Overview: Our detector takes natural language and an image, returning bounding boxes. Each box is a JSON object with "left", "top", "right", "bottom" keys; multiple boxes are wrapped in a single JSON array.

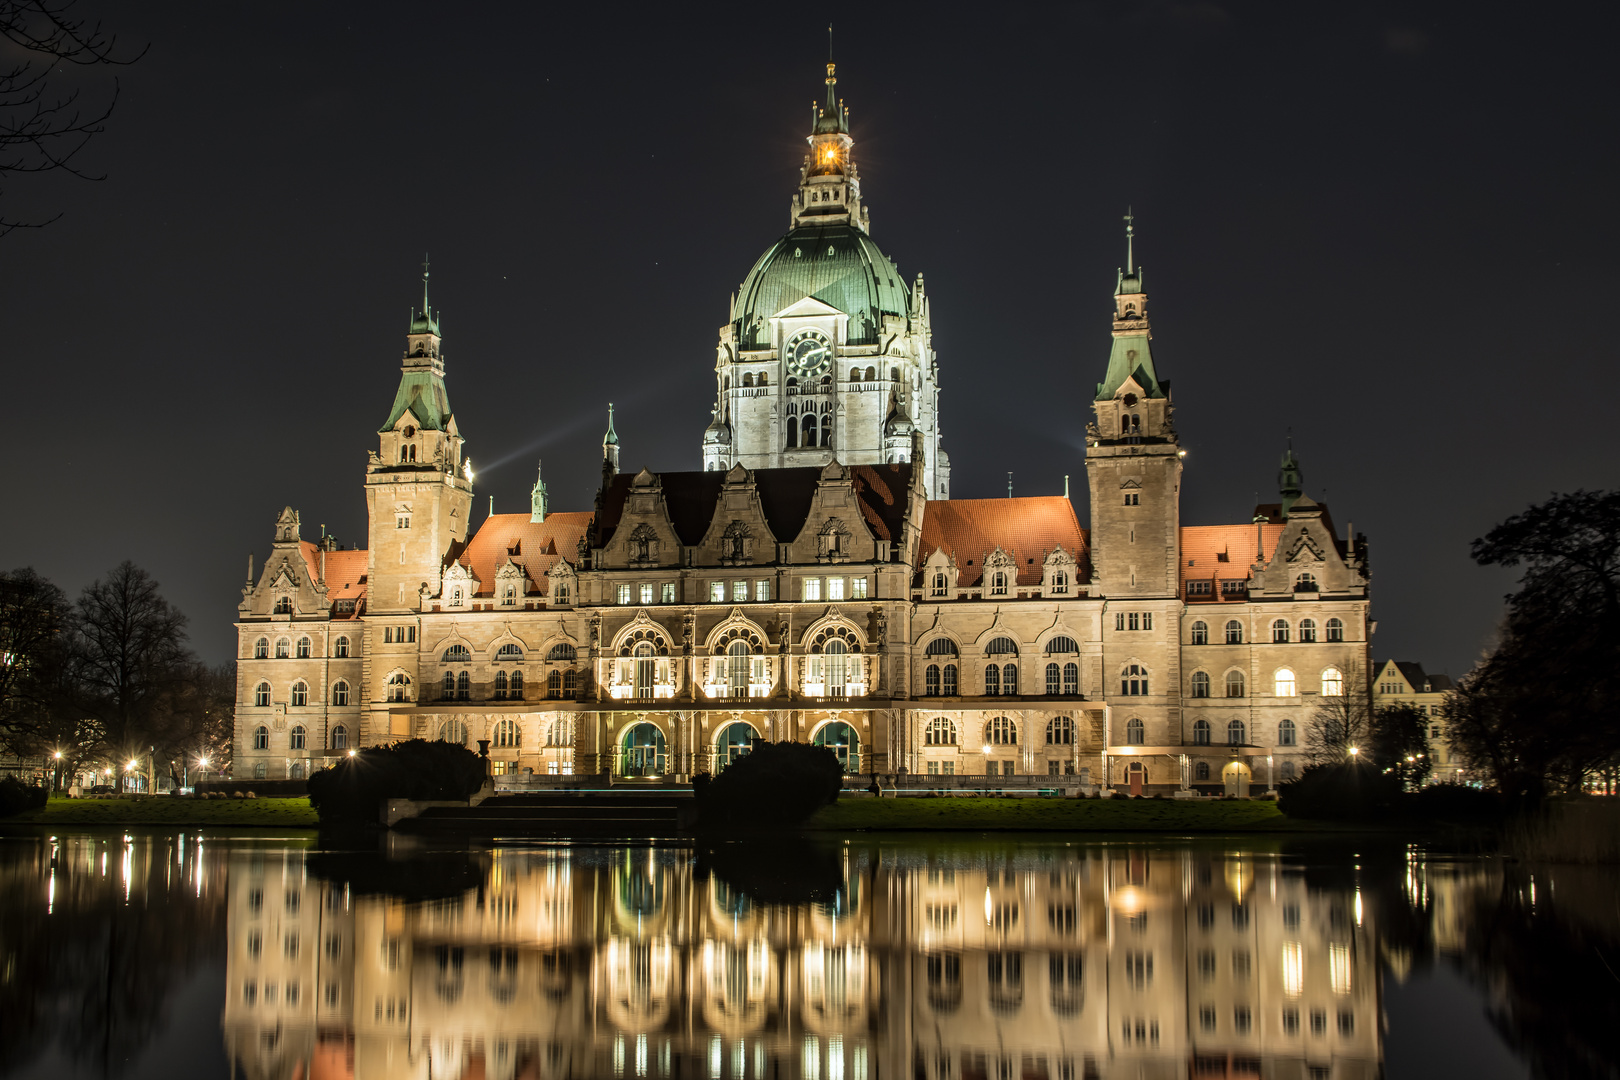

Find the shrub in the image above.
[
  {"left": 1411, "top": 782, "right": 1503, "bottom": 826},
  {"left": 1277, "top": 763, "right": 1401, "bottom": 821},
  {"left": 307, "top": 739, "right": 486, "bottom": 825},
  {"left": 0, "top": 778, "right": 48, "bottom": 817},
  {"left": 694, "top": 742, "right": 843, "bottom": 832}
]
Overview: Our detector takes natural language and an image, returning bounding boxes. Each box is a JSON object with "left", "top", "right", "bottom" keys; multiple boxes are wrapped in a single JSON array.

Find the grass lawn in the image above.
[
  {"left": 3, "top": 795, "right": 319, "bottom": 829},
  {"left": 806, "top": 796, "right": 1308, "bottom": 833}
]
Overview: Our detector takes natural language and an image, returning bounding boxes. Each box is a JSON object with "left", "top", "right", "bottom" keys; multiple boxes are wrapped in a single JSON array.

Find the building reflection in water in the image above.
[{"left": 219, "top": 844, "right": 1407, "bottom": 1080}]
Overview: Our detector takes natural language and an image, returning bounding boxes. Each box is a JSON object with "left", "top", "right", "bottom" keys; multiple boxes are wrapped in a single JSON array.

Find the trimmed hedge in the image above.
[
  {"left": 0, "top": 777, "right": 49, "bottom": 817},
  {"left": 694, "top": 742, "right": 843, "bottom": 832},
  {"left": 306, "top": 739, "right": 485, "bottom": 825}
]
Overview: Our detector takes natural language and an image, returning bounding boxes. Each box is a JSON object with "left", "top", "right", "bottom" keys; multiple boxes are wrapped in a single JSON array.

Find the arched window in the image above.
[
  {"left": 290, "top": 725, "right": 306, "bottom": 750},
  {"left": 253, "top": 637, "right": 269, "bottom": 659},
  {"left": 438, "top": 719, "right": 469, "bottom": 746},
  {"left": 332, "top": 680, "right": 349, "bottom": 707},
  {"left": 1063, "top": 662, "right": 1079, "bottom": 695},
  {"left": 387, "top": 673, "right": 411, "bottom": 702},
  {"left": 1227, "top": 719, "right": 1246, "bottom": 746},
  {"left": 1225, "top": 671, "right": 1246, "bottom": 698},
  {"left": 331, "top": 725, "right": 347, "bottom": 750},
  {"left": 547, "top": 643, "right": 577, "bottom": 662},
  {"left": 824, "top": 638, "right": 848, "bottom": 697},
  {"left": 493, "top": 670, "right": 508, "bottom": 699},
  {"left": 1190, "top": 621, "right": 1208, "bottom": 646},
  {"left": 296, "top": 637, "right": 312, "bottom": 658},
  {"left": 1002, "top": 663, "right": 1018, "bottom": 694},
  {"left": 563, "top": 669, "right": 579, "bottom": 698},
  {"left": 1295, "top": 572, "right": 1318, "bottom": 592},
  {"left": 1045, "top": 636, "right": 1079, "bottom": 655},
  {"left": 1192, "top": 719, "right": 1211, "bottom": 745},
  {"left": 925, "top": 638, "right": 958, "bottom": 658},
  {"left": 849, "top": 367, "right": 861, "bottom": 382},
  {"left": 1225, "top": 621, "right": 1244, "bottom": 645},
  {"left": 254, "top": 682, "right": 271, "bottom": 707},
  {"left": 1195, "top": 761, "right": 1211, "bottom": 781},
  {"left": 985, "top": 663, "right": 1001, "bottom": 696},
  {"left": 548, "top": 717, "right": 573, "bottom": 746},
  {"left": 1272, "top": 620, "right": 1290, "bottom": 644},
  {"left": 1120, "top": 663, "right": 1149, "bottom": 696},
  {"left": 443, "top": 644, "right": 471, "bottom": 663},
  {"left": 989, "top": 571, "right": 1009, "bottom": 596},
  {"left": 1045, "top": 663, "right": 1061, "bottom": 695},
  {"left": 866, "top": 366, "right": 876, "bottom": 380},
  {"left": 743, "top": 372, "right": 754, "bottom": 387},
  {"left": 986, "top": 716, "right": 1018, "bottom": 745},
  {"left": 758, "top": 372, "right": 768, "bottom": 386},
  {"left": 275, "top": 638, "right": 290, "bottom": 659},
  {"left": 931, "top": 571, "right": 947, "bottom": 597},
  {"left": 925, "top": 717, "right": 957, "bottom": 745},
  {"left": 441, "top": 671, "right": 455, "bottom": 700},
  {"left": 253, "top": 725, "right": 269, "bottom": 750},
  {"left": 1046, "top": 716, "right": 1074, "bottom": 745},
  {"left": 1325, "top": 618, "right": 1344, "bottom": 642},
  {"left": 1321, "top": 667, "right": 1344, "bottom": 696},
  {"left": 985, "top": 636, "right": 1018, "bottom": 656},
  {"left": 496, "top": 643, "right": 523, "bottom": 660},
  {"left": 890, "top": 366, "right": 900, "bottom": 381},
  {"left": 456, "top": 671, "right": 470, "bottom": 701},
  {"left": 291, "top": 681, "right": 308, "bottom": 706},
  {"left": 942, "top": 663, "right": 958, "bottom": 695},
  {"left": 1191, "top": 671, "right": 1211, "bottom": 698},
  {"left": 925, "top": 664, "right": 941, "bottom": 695},
  {"left": 493, "top": 718, "right": 521, "bottom": 749},
  {"left": 1274, "top": 668, "right": 1297, "bottom": 696},
  {"left": 510, "top": 670, "right": 523, "bottom": 697},
  {"left": 727, "top": 640, "right": 750, "bottom": 698},
  {"left": 1278, "top": 719, "right": 1297, "bottom": 747},
  {"left": 334, "top": 635, "right": 349, "bottom": 657},
  {"left": 1279, "top": 761, "right": 1297, "bottom": 781},
  {"left": 1298, "top": 619, "right": 1316, "bottom": 643},
  {"left": 1125, "top": 718, "right": 1145, "bottom": 745},
  {"left": 802, "top": 414, "right": 818, "bottom": 448}
]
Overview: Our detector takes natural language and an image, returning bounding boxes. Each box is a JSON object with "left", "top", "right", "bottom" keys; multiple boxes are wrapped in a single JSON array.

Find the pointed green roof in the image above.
[
  {"left": 380, "top": 369, "right": 452, "bottom": 432},
  {"left": 603, "top": 403, "right": 619, "bottom": 446},
  {"left": 813, "top": 62, "right": 848, "bottom": 135},
  {"left": 1096, "top": 333, "right": 1162, "bottom": 400}
]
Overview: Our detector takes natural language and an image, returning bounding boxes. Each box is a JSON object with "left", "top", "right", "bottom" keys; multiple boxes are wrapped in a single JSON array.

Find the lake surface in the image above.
[{"left": 0, "top": 830, "right": 1615, "bottom": 1080}]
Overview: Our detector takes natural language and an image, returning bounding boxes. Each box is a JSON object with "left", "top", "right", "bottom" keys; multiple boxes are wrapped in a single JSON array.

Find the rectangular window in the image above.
[
  {"left": 1142, "top": 612, "right": 1153, "bottom": 631},
  {"left": 661, "top": 582, "right": 676, "bottom": 603},
  {"left": 709, "top": 581, "right": 725, "bottom": 603},
  {"left": 943, "top": 761, "right": 955, "bottom": 776},
  {"left": 803, "top": 579, "right": 822, "bottom": 601},
  {"left": 1048, "top": 760, "right": 1060, "bottom": 775},
  {"left": 927, "top": 761, "right": 939, "bottom": 775},
  {"left": 732, "top": 580, "right": 749, "bottom": 602},
  {"left": 755, "top": 580, "right": 770, "bottom": 602},
  {"left": 1115, "top": 613, "right": 1125, "bottom": 631},
  {"left": 827, "top": 577, "right": 845, "bottom": 600},
  {"left": 639, "top": 583, "right": 654, "bottom": 605},
  {"left": 616, "top": 584, "right": 632, "bottom": 605},
  {"left": 851, "top": 577, "right": 867, "bottom": 598},
  {"left": 1186, "top": 580, "right": 1212, "bottom": 596}
]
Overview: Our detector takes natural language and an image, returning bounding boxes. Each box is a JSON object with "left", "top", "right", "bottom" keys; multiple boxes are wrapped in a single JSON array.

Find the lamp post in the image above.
[{"left": 197, "top": 756, "right": 209, "bottom": 786}]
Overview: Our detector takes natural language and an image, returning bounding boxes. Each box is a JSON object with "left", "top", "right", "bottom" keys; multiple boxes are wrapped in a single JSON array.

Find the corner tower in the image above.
[
  {"left": 1085, "top": 213, "right": 1182, "bottom": 598},
  {"left": 702, "top": 62, "right": 950, "bottom": 499},
  {"left": 364, "top": 263, "right": 474, "bottom": 614}
]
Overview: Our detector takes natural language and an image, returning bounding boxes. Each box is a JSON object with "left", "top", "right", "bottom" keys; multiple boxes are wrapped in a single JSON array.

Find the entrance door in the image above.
[
  {"left": 813, "top": 721, "right": 861, "bottom": 774},
  {"left": 621, "top": 722, "right": 667, "bottom": 777},
  {"left": 1223, "top": 762, "right": 1251, "bottom": 798},
  {"left": 715, "top": 722, "right": 757, "bottom": 771},
  {"left": 1127, "top": 762, "right": 1146, "bottom": 796}
]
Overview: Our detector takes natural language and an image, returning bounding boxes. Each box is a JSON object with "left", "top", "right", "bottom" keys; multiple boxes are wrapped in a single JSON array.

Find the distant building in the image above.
[
  {"left": 1372, "top": 660, "right": 1461, "bottom": 782},
  {"left": 231, "top": 63, "right": 1374, "bottom": 795}
]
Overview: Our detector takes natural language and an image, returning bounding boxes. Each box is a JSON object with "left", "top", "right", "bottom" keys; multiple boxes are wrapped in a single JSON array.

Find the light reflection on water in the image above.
[{"left": 1, "top": 834, "right": 1616, "bottom": 1080}]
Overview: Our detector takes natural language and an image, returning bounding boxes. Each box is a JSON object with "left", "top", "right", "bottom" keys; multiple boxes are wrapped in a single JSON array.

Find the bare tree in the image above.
[
  {"left": 71, "top": 561, "right": 189, "bottom": 775},
  {"left": 1305, "top": 670, "right": 1373, "bottom": 765},
  {"left": 0, "top": 567, "right": 70, "bottom": 755},
  {"left": 0, "top": 0, "right": 144, "bottom": 235}
]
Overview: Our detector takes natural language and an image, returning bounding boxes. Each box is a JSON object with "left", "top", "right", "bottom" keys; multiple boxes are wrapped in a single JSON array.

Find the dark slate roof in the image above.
[{"left": 597, "top": 464, "right": 912, "bottom": 549}]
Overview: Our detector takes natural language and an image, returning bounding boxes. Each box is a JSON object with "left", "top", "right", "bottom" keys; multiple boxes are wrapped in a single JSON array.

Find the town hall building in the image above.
[{"left": 232, "top": 63, "right": 1373, "bottom": 794}]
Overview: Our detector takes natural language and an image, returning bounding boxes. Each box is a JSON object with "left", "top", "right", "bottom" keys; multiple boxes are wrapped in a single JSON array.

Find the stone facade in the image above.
[
  {"left": 231, "top": 65, "right": 1373, "bottom": 793},
  {"left": 1372, "top": 660, "right": 1461, "bottom": 781}
]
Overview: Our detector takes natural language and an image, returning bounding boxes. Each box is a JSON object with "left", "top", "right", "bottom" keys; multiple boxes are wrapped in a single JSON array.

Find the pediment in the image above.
[
  {"left": 771, "top": 296, "right": 842, "bottom": 320},
  {"left": 1286, "top": 532, "right": 1326, "bottom": 562}
]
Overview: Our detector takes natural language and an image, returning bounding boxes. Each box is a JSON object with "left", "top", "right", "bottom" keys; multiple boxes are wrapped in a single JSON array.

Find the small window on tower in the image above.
[
  {"left": 397, "top": 514, "right": 410, "bottom": 530},
  {"left": 1124, "top": 493, "right": 1140, "bottom": 506}
]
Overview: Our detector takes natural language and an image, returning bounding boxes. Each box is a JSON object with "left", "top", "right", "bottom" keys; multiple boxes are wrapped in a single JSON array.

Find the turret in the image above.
[
  {"left": 531, "top": 460, "right": 549, "bottom": 523},
  {"left": 790, "top": 62, "right": 869, "bottom": 233},
  {"left": 602, "top": 403, "right": 620, "bottom": 477},
  {"left": 1278, "top": 448, "right": 1303, "bottom": 520}
]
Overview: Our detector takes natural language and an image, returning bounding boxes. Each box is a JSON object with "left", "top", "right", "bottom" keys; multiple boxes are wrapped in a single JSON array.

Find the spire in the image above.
[
  {"left": 1097, "top": 211, "right": 1162, "bottom": 400},
  {"left": 793, "top": 59, "right": 865, "bottom": 231},
  {"left": 410, "top": 253, "right": 440, "bottom": 336},
  {"left": 1278, "top": 444, "right": 1304, "bottom": 519},
  {"left": 530, "top": 459, "right": 549, "bottom": 523},
  {"left": 814, "top": 59, "right": 848, "bottom": 136},
  {"left": 602, "top": 403, "right": 620, "bottom": 476}
]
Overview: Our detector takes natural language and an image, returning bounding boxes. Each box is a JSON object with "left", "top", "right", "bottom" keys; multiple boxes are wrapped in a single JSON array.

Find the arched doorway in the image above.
[
  {"left": 813, "top": 721, "right": 860, "bottom": 774},
  {"left": 621, "top": 722, "right": 667, "bottom": 777},
  {"left": 1126, "top": 761, "right": 1146, "bottom": 796},
  {"left": 715, "top": 721, "right": 757, "bottom": 771},
  {"left": 1223, "top": 761, "right": 1251, "bottom": 798}
]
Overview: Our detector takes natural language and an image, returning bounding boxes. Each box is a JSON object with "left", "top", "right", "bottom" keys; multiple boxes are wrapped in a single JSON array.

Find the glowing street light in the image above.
[
  {"left": 347, "top": 749, "right": 357, "bottom": 758},
  {"left": 1348, "top": 747, "right": 1359, "bottom": 757}
]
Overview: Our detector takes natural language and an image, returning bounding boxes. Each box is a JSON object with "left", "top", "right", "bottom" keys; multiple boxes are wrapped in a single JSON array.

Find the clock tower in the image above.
[{"left": 701, "top": 62, "right": 950, "bottom": 499}]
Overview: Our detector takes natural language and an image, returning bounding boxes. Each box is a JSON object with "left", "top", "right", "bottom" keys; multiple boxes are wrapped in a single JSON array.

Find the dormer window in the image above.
[
  {"left": 274, "top": 597, "right": 292, "bottom": 615},
  {"left": 931, "top": 571, "right": 947, "bottom": 597}
]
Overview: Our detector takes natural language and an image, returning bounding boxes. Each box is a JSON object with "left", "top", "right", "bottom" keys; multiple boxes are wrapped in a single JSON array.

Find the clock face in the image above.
[{"left": 784, "top": 329, "right": 832, "bottom": 378}]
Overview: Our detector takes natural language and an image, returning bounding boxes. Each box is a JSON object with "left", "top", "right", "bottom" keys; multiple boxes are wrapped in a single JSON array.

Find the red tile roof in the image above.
[
  {"left": 319, "top": 549, "right": 369, "bottom": 599},
  {"left": 917, "top": 497, "right": 1089, "bottom": 586},
  {"left": 458, "top": 512, "right": 593, "bottom": 596},
  {"left": 1179, "top": 523, "right": 1285, "bottom": 594}
]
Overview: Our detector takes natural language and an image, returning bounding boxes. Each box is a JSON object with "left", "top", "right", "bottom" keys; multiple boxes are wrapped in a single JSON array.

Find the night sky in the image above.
[{"left": 4, "top": 2, "right": 1618, "bottom": 677}]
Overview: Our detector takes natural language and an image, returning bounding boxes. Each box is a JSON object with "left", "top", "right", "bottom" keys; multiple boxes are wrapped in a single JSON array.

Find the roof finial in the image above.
[
  {"left": 422, "top": 253, "right": 431, "bottom": 317},
  {"left": 1123, "top": 207, "right": 1135, "bottom": 274},
  {"left": 828, "top": 23, "right": 833, "bottom": 63}
]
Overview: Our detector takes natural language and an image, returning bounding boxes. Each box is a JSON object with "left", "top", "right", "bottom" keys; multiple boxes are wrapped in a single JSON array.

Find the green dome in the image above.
[{"left": 735, "top": 223, "right": 909, "bottom": 349}]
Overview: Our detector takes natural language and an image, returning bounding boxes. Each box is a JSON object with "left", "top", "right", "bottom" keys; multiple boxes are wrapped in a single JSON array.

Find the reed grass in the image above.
[{"left": 1503, "top": 799, "right": 1620, "bottom": 863}]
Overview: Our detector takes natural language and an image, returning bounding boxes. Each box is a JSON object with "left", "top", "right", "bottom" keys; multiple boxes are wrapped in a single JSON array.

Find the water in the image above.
[{"left": 1, "top": 831, "right": 1615, "bottom": 1080}]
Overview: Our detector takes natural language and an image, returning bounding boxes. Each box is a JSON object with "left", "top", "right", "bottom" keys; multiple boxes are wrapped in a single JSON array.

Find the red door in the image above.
[{"left": 1128, "top": 763, "right": 1145, "bottom": 796}]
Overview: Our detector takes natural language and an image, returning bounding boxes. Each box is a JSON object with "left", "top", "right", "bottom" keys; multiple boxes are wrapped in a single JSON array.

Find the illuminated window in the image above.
[
  {"left": 640, "top": 583, "right": 655, "bottom": 605},
  {"left": 755, "top": 580, "right": 770, "bottom": 601},
  {"left": 802, "top": 578, "right": 821, "bottom": 601},
  {"left": 1275, "top": 668, "right": 1297, "bottom": 696},
  {"left": 618, "top": 584, "right": 632, "bottom": 604},
  {"left": 827, "top": 577, "right": 845, "bottom": 601},
  {"left": 1321, "top": 667, "right": 1344, "bottom": 696},
  {"left": 851, "top": 577, "right": 867, "bottom": 598}
]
